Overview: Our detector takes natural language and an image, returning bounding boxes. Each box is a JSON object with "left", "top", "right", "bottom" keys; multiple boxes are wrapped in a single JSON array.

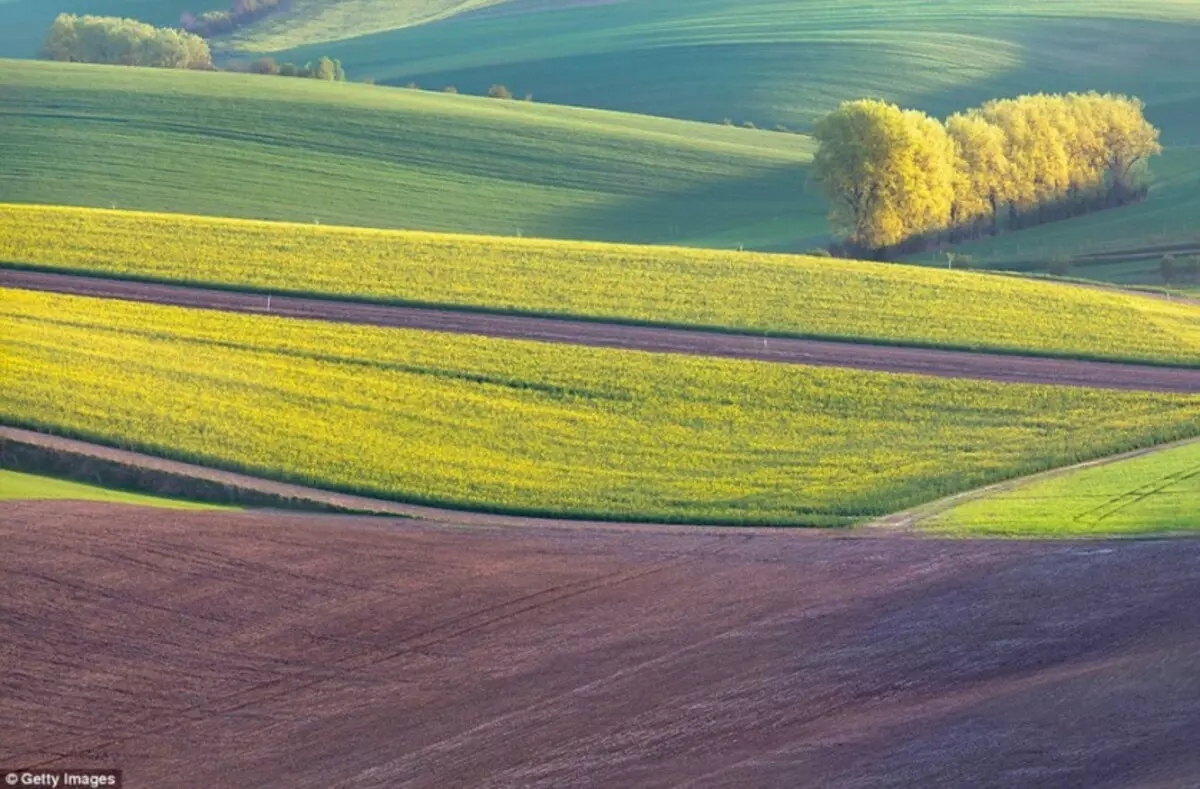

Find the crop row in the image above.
[
  {"left": 1, "top": 204, "right": 1197, "bottom": 366},
  {"left": 4, "top": 288, "right": 1199, "bottom": 525}
]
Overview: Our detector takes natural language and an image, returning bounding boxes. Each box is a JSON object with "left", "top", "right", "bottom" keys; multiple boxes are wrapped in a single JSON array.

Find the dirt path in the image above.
[
  {"left": 4, "top": 269, "right": 1198, "bottom": 393},
  {"left": 2, "top": 501, "right": 1198, "bottom": 788}
]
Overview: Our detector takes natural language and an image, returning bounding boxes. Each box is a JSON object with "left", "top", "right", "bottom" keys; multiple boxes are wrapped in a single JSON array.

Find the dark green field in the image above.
[
  {"left": 4, "top": 1, "right": 1200, "bottom": 280},
  {"left": 244, "top": 1, "right": 1200, "bottom": 144},
  {"left": 0, "top": 58, "right": 821, "bottom": 249}
]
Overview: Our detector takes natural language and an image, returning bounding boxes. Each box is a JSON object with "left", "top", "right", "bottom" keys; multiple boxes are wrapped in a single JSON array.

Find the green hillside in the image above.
[
  {"left": 925, "top": 440, "right": 1200, "bottom": 537},
  {"left": 247, "top": 0, "right": 1200, "bottom": 144},
  {"left": 0, "top": 58, "right": 820, "bottom": 249},
  {"left": 222, "top": 0, "right": 504, "bottom": 53},
  {"left": 0, "top": 468, "right": 233, "bottom": 510}
]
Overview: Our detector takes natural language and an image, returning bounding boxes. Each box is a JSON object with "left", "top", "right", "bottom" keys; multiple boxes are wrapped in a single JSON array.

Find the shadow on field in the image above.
[{"left": 548, "top": 160, "right": 827, "bottom": 252}]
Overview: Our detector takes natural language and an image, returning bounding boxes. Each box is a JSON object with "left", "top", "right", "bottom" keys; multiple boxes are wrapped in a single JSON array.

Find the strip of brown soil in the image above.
[
  {"left": 2, "top": 502, "right": 1198, "bottom": 788},
  {"left": 4, "top": 269, "right": 1197, "bottom": 392}
]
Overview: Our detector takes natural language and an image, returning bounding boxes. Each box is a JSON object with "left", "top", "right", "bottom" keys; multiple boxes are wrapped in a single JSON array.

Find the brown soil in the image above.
[
  {"left": 4, "top": 269, "right": 1197, "bottom": 393},
  {"left": 3, "top": 501, "right": 1199, "bottom": 788}
]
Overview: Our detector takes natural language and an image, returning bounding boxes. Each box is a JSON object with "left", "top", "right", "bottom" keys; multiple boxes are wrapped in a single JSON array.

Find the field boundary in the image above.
[
  {"left": 0, "top": 432, "right": 388, "bottom": 516},
  {"left": 3, "top": 263, "right": 1199, "bottom": 370},
  {"left": 4, "top": 269, "right": 1200, "bottom": 391},
  {"left": 865, "top": 436, "right": 1200, "bottom": 536},
  {"left": 0, "top": 426, "right": 860, "bottom": 530}
]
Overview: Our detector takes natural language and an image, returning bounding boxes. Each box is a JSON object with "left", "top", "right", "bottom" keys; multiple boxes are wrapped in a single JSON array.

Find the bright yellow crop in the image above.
[
  {"left": 2, "top": 204, "right": 1197, "bottom": 366},
  {"left": 3, "top": 288, "right": 1198, "bottom": 525}
]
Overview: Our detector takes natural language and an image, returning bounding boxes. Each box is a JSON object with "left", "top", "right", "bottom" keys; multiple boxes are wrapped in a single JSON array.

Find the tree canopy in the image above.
[
  {"left": 41, "top": 14, "right": 213, "bottom": 70},
  {"left": 810, "top": 93, "right": 1162, "bottom": 254}
]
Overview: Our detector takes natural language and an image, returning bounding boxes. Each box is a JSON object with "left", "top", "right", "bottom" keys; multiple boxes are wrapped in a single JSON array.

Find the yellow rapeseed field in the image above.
[
  {"left": 2, "top": 203, "right": 1197, "bottom": 366},
  {"left": 3, "top": 288, "right": 1198, "bottom": 525}
]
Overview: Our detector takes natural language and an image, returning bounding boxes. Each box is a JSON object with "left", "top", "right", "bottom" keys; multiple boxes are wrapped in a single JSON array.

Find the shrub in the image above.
[
  {"left": 1049, "top": 256, "right": 1073, "bottom": 277},
  {"left": 248, "top": 57, "right": 279, "bottom": 75},
  {"left": 278, "top": 62, "right": 297, "bottom": 77},
  {"left": 741, "top": 120, "right": 757, "bottom": 129},
  {"left": 1160, "top": 254, "right": 1176, "bottom": 284},
  {"left": 720, "top": 118, "right": 733, "bottom": 126},
  {"left": 443, "top": 85, "right": 458, "bottom": 94},
  {"left": 1183, "top": 255, "right": 1200, "bottom": 283},
  {"left": 487, "top": 84, "right": 513, "bottom": 99},
  {"left": 182, "top": 0, "right": 285, "bottom": 37}
]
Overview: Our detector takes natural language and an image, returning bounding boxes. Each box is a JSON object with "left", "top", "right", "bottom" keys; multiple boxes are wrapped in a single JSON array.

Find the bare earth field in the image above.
[
  {"left": 2, "top": 502, "right": 1199, "bottom": 788},
  {"left": 3, "top": 269, "right": 1199, "bottom": 392}
]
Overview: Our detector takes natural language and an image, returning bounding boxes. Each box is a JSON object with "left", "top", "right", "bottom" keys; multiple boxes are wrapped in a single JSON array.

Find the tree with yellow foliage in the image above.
[
  {"left": 810, "top": 100, "right": 954, "bottom": 250},
  {"left": 811, "top": 92, "right": 1161, "bottom": 255}
]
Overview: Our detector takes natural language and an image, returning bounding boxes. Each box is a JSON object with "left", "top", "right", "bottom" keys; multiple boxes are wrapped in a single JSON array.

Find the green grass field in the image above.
[
  {"left": 221, "top": 0, "right": 505, "bottom": 53},
  {"left": 0, "top": 59, "right": 820, "bottom": 250},
  {"left": 0, "top": 468, "right": 232, "bottom": 510},
  {"left": 235, "top": 1, "right": 1200, "bottom": 143},
  {"left": 5, "top": 204, "right": 1200, "bottom": 366},
  {"left": 925, "top": 440, "right": 1200, "bottom": 536},
  {"left": 4, "top": 287, "right": 1200, "bottom": 526}
]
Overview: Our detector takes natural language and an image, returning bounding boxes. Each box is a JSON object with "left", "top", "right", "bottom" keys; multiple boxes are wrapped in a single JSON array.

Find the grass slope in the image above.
[
  {"left": 252, "top": 1, "right": 1200, "bottom": 142},
  {"left": 0, "top": 468, "right": 231, "bottom": 510},
  {"left": 5, "top": 204, "right": 1200, "bottom": 367},
  {"left": 926, "top": 440, "right": 1200, "bottom": 536},
  {"left": 4, "top": 288, "right": 1200, "bottom": 525},
  {"left": 222, "top": 0, "right": 506, "bottom": 53},
  {"left": 0, "top": 59, "right": 819, "bottom": 250}
]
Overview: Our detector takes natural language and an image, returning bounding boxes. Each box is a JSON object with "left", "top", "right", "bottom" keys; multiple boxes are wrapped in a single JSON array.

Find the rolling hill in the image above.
[
  {"left": 4, "top": 204, "right": 1199, "bottom": 366},
  {"left": 7, "top": 2, "right": 1197, "bottom": 142},
  {"left": 0, "top": 58, "right": 821, "bottom": 250},
  {"left": 5, "top": 287, "right": 1199, "bottom": 524},
  {"left": 236, "top": 0, "right": 1200, "bottom": 144}
]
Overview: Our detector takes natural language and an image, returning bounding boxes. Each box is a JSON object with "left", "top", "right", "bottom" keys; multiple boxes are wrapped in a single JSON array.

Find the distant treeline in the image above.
[
  {"left": 39, "top": 14, "right": 345, "bottom": 80},
  {"left": 182, "top": 0, "right": 288, "bottom": 38},
  {"left": 227, "top": 55, "right": 346, "bottom": 81},
  {"left": 810, "top": 93, "right": 1162, "bottom": 258},
  {"left": 41, "top": 13, "right": 213, "bottom": 70}
]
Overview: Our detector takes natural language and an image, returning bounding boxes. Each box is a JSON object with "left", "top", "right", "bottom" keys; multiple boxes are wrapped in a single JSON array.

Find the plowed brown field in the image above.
[{"left": 2, "top": 502, "right": 1199, "bottom": 788}]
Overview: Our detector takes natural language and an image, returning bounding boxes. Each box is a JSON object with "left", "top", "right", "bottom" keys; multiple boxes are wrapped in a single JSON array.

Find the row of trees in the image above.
[
  {"left": 810, "top": 93, "right": 1162, "bottom": 256},
  {"left": 41, "top": 13, "right": 213, "bottom": 70},
  {"left": 232, "top": 56, "right": 346, "bottom": 81},
  {"left": 181, "top": 0, "right": 286, "bottom": 38},
  {"left": 399, "top": 82, "right": 534, "bottom": 100}
]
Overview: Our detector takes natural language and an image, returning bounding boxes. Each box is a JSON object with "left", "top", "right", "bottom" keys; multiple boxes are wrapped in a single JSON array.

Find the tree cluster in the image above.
[
  {"left": 181, "top": 0, "right": 286, "bottom": 38},
  {"left": 810, "top": 93, "right": 1162, "bottom": 256},
  {"left": 233, "top": 55, "right": 346, "bottom": 81},
  {"left": 40, "top": 13, "right": 213, "bottom": 70}
]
